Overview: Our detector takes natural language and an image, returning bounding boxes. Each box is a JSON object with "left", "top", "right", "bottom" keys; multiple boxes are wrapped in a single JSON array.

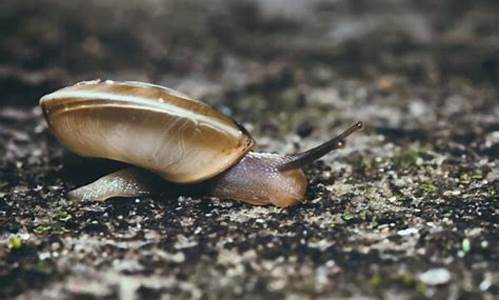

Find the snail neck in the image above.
[
  {"left": 207, "top": 121, "right": 363, "bottom": 207},
  {"left": 207, "top": 152, "right": 307, "bottom": 207}
]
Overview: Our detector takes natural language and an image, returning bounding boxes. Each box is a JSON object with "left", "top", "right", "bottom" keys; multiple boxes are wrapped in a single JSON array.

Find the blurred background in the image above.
[
  {"left": 1, "top": 0, "right": 497, "bottom": 103},
  {"left": 0, "top": 1, "right": 498, "bottom": 299}
]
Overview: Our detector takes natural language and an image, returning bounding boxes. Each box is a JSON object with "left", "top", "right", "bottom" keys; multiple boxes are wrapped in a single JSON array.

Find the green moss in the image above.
[
  {"left": 419, "top": 183, "right": 437, "bottom": 193},
  {"left": 359, "top": 210, "right": 368, "bottom": 221},
  {"left": 35, "top": 260, "right": 51, "bottom": 273},
  {"left": 0, "top": 181, "right": 8, "bottom": 191},
  {"left": 51, "top": 224, "right": 71, "bottom": 234},
  {"left": 342, "top": 212, "right": 355, "bottom": 221},
  {"left": 462, "top": 238, "right": 471, "bottom": 254},
  {"left": 8, "top": 237, "right": 22, "bottom": 249},
  {"left": 471, "top": 171, "right": 483, "bottom": 180},
  {"left": 54, "top": 211, "right": 72, "bottom": 222},
  {"left": 397, "top": 274, "right": 428, "bottom": 294},
  {"left": 488, "top": 189, "right": 498, "bottom": 200},
  {"left": 415, "top": 282, "right": 428, "bottom": 294},
  {"left": 401, "top": 273, "right": 417, "bottom": 288},
  {"left": 369, "top": 274, "right": 382, "bottom": 288},
  {"left": 393, "top": 149, "right": 421, "bottom": 169},
  {"left": 459, "top": 174, "right": 471, "bottom": 184},
  {"left": 33, "top": 224, "right": 51, "bottom": 235}
]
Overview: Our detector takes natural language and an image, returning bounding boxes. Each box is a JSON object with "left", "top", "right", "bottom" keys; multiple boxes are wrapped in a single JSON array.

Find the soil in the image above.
[{"left": 0, "top": 0, "right": 498, "bottom": 299}]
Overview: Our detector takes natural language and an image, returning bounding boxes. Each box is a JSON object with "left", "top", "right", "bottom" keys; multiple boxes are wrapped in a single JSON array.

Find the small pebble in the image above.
[
  {"left": 397, "top": 227, "right": 418, "bottom": 236},
  {"left": 418, "top": 268, "right": 451, "bottom": 285}
]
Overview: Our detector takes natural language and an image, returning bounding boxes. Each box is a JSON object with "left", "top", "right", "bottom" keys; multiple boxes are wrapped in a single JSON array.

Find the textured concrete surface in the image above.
[{"left": 0, "top": 1, "right": 498, "bottom": 299}]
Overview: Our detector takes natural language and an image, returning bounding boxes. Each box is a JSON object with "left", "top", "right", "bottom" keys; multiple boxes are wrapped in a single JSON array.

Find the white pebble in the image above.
[
  {"left": 418, "top": 268, "right": 451, "bottom": 285},
  {"left": 397, "top": 227, "right": 419, "bottom": 236}
]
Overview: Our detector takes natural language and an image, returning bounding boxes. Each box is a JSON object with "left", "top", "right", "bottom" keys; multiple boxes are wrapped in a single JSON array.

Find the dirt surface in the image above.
[{"left": 0, "top": 0, "right": 498, "bottom": 299}]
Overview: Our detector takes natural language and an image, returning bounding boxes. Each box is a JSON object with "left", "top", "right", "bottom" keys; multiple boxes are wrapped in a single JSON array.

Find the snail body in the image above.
[{"left": 40, "top": 80, "right": 362, "bottom": 207}]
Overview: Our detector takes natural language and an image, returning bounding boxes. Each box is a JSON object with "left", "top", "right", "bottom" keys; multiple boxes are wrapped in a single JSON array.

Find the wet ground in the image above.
[{"left": 0, "top": 0, "right": 498, "bottom": 299}]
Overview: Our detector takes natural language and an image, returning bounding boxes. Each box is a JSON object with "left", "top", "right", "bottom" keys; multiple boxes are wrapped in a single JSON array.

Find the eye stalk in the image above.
[{"left": 278, "top": 121, "right": 364, "bottom": 171}]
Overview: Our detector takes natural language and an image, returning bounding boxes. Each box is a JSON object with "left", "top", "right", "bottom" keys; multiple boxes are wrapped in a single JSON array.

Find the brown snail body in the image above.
[{"left": 40, "top": 80, "right": 362, "bottom": 207}]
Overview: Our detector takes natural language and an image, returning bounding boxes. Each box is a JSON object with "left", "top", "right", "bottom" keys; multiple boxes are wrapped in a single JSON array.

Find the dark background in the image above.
[{"left": 0, "top": 1, "right": 498, "bottom": 299}]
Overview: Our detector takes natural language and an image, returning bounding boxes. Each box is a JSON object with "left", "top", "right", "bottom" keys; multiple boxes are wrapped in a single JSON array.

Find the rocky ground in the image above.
[{"left": 0, "top": 0, "right": 498, "bottom": 299}]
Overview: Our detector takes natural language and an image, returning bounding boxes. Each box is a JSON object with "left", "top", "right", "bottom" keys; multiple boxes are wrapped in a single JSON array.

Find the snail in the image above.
[{"left": 40, "top": 80, "right": 362, "bottom": 207}]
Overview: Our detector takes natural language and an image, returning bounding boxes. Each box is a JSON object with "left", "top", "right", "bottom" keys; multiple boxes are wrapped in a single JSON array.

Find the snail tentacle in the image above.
[{"left": 278, "top": 121, "right": 363, "bottom": 171}]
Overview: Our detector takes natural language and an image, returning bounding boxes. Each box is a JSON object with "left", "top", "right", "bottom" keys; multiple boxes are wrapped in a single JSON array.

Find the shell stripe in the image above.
[{"left": 40, "top": 90, "right": 242, "bottom": 137}]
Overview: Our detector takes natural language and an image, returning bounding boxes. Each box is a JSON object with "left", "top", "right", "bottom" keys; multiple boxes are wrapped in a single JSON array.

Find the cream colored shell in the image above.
[{"left": 40, "top": 80, "right": 255, "bottom": 183}]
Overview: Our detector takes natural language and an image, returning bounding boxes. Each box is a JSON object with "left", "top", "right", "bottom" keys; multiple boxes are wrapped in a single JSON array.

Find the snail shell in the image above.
[{"left": 40, "top": 80, "right": 255, "bottom": 183}]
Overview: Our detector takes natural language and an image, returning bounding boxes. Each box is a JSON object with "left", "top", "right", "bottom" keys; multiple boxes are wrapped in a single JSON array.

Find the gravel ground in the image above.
[{"left": 0, "top": 1, "right": 498, "bottom": 299}]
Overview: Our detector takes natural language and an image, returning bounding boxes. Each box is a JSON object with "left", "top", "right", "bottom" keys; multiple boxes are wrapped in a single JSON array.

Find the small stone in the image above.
[
  {"left": 39, "top": 252, "right": 51, "bottom": 260},
  {"left": 418, "top": 268, "right": 451, "bottom": 285},
  {"left": 112, "top": 259, "right": 144, "bottom": 272},
  {"left": 171, "top": 252, "right": 185, "bottom": 263},
  {"left": 443, "top": 190, "right": 461, "bottom": 196},
  {"left": 397, "top": 227, "right": 419, "bottom": 236},
  {"left": 321, "top": 171, "right": 332, "bottom": 181},
  {"left": 462, "top": 239, "right": 471, "bottom": 253},
  {"left": 479, "top": 277, "right": 492, "bottom": 291}
]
